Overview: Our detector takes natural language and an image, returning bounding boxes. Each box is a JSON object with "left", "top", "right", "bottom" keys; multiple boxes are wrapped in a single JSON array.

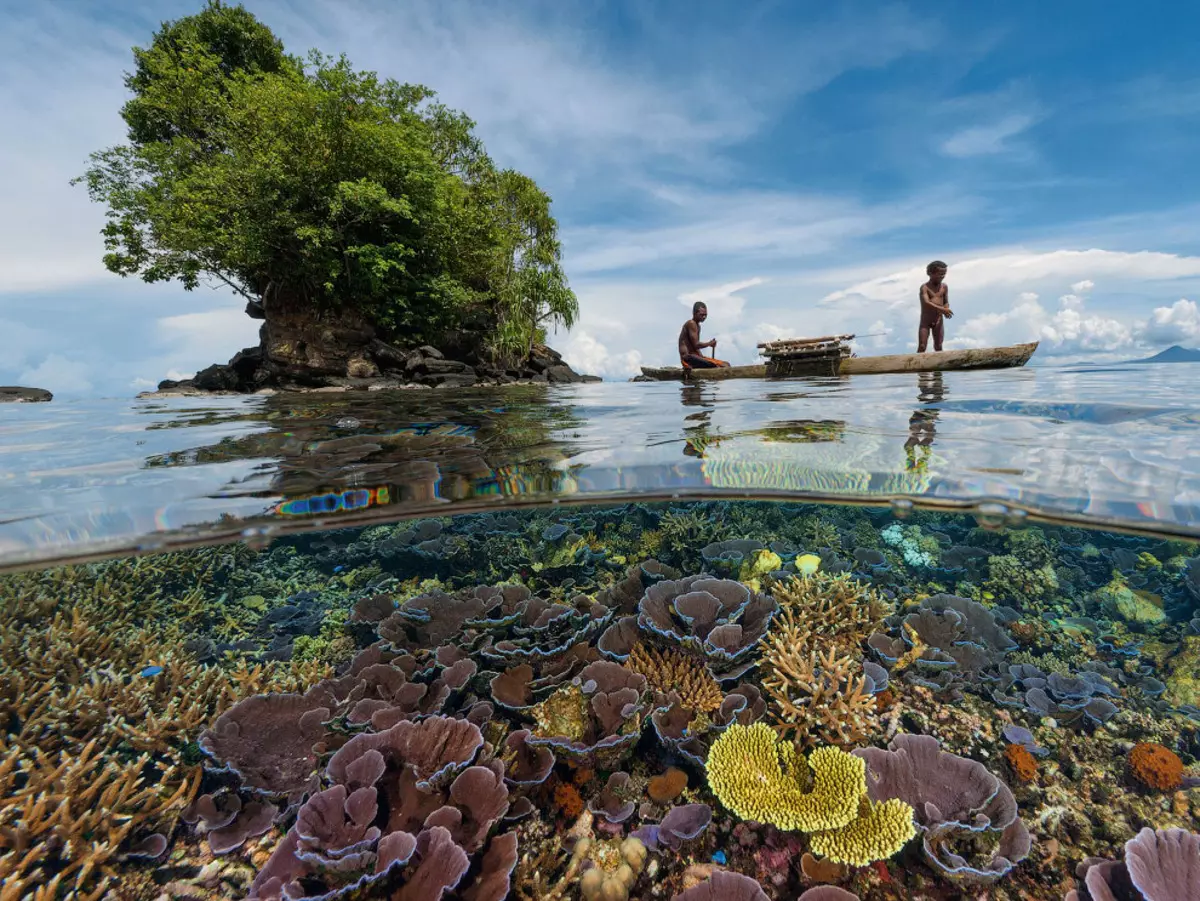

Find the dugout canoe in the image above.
[{"left": 638, "top": 341, "right": 1038, "bottom": 381}]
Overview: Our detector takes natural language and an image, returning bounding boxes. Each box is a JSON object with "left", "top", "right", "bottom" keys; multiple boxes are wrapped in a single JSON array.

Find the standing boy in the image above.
[{"left": 918, "top": 260, "right": 953, "bottom": 353}]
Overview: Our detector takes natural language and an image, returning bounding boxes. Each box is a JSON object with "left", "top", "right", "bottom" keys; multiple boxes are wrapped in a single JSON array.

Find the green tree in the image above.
[{"left": 76, "top": 0, "right": 577, "bottom": 368}]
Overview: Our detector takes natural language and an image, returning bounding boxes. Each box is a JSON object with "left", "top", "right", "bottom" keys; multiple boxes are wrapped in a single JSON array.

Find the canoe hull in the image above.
[{"left": 638, "top": 342, "right": 1038, "bottom": 382}]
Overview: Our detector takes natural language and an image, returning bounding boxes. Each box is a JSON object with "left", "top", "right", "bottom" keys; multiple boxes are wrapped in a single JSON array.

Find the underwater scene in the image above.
[{"left": 4, "top": 499, "right": 1200, "bottom": 901}]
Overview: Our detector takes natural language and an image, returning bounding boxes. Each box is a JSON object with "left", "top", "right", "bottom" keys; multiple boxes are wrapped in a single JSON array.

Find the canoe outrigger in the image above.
[{"left": 638, "top": 339, "right": 1039, "bottom": 382}]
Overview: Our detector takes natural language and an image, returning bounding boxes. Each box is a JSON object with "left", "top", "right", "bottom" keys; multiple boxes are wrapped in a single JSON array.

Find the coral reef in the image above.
[{"left": 4, "top": 500, "right": 1198, "bottom": 901}]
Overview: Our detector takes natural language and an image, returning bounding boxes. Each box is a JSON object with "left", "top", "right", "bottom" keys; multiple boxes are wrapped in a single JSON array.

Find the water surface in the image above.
[{"left": 1, "top": 362, "right": 1197, "bottom": 569}]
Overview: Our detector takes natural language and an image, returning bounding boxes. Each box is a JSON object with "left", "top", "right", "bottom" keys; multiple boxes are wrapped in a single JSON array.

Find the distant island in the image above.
[{"left": 1120, "top": 345, "right": 1200, "bottom": 365}]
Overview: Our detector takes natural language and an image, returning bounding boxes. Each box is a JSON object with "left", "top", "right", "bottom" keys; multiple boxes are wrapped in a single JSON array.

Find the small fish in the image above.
[
  {"left": 140, "top": 665, "right": 164, "bottom": 677},
  {"left": 333, "top": 565, "right": 345, "bottom": 573}
]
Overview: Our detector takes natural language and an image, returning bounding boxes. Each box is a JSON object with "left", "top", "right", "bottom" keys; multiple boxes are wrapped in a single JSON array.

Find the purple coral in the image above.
[
  {"left": 249, "top": 716, "right": 514, "bottom": 901},
  {"left": 854, "top": 733, "right": 1030, "bottom": 883},
  {"left": 651, "top": 682, "right": 766, "bottom": 766},
  {"left": 1065, "top": 827, "right": 1200, "bottom": 901},
  {"left": 671, "top": 870, "right": 769, "bottom": 901},
  {"left": 598, "top": 575, "right": 777, "bottom": 681},
  {"left": 199, "top": 691, "right": 330, "bottom": 797},
  {"left": 632, "top": 803, "right": 712, "bottom": 851},
  {"left": 479, "top": 593, "right": 613, "bottom": 664},
  {"left": 588, "top": 772, "right": 637, "bottom": 823},
  {"left": 526, "top": 660, "right": 648, "bottom": 762}
]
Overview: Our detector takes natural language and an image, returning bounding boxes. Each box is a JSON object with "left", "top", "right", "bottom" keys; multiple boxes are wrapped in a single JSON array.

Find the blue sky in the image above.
[{"left": 2, "top": 0, "right": 1200, "bottom": 395}]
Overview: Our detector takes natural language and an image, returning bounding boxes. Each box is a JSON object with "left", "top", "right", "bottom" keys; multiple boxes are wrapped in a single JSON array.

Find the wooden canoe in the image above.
[{"left": 638, "top": 341, "right": 1038, "bottom": 382}]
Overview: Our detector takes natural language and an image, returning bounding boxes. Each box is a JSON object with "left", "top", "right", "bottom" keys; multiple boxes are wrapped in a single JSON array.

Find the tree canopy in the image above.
[{"left": 77, "top": 0, "right": 578, "bottom": 364}]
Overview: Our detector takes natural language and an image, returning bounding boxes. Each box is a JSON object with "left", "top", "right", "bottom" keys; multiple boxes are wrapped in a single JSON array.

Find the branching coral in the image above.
[
  {"left": 759, "top": 609, "right": 878, "bottom": 747},
  {"left": 0, "top": 551, "right": 332, "bottom": 896},
  {"left": 625, "top": 643, "right": 723, "bottom": 715},
  {"left": 769, "top": 574, "right": 890, "bottom": 654}
]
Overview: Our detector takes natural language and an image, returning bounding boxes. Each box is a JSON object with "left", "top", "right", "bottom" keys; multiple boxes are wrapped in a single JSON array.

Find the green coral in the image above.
[
  {"left": 1164, "top": 636, "right": 1200, "bottom": 708},
  {"left": 983, "top": 553, "right": 1058, "bottom": 606},
  {"left": 1093, "top": 574, "right": 1165, "bottom": 626}
]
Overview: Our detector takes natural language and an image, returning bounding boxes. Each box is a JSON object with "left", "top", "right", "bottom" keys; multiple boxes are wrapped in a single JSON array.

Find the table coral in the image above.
[
  {"left": 705, "top": 723, "right": 863, "bottom": 832},
  {"left": 807, "top": 797, "right": 916, "bottom": 866}
]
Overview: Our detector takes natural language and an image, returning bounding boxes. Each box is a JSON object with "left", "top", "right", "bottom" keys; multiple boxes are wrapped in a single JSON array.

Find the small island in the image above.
[{"left": 77, "top": 1, "right": 595, "bottom": 394}]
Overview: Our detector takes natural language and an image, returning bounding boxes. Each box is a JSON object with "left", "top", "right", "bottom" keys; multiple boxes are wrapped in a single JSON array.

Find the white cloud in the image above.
[
  {"left": 560, "top": 330, "right": 642, "bottom": 380},
  {"left": 1070, "top": 279, "right": 1095, "bottom": 293},
  {"left": 819, "top": 249, "right": 1200, "bottom": 309},
  {"left": 18, "top": 354, "right": 94, "bottom": 396},
  {"left": 678, "top": 277, "right": 766, "bottom": 321},
  {"left": 1138, "top": 298, "right": 1200, "bottom": 345},
  {"left": 940, "top": 114, "right": 1036, "bottom": 158}
]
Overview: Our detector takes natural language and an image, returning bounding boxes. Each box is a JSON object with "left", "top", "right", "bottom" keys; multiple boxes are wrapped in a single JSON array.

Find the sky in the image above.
[{"left": 2, "top": 0, "right": 1200, "bottom": 396}]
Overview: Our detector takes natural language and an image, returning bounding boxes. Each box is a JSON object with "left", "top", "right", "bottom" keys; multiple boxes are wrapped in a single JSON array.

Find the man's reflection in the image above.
[
  {"left": 905, "top": 372, "right": 945, "bottom": 472},
  {"left": 680, "top": 383, "right": 718, "bottom": 457}
]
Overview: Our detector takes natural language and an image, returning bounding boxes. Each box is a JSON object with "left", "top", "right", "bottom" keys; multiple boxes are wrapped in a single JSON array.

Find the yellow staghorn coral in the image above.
[
  {"left": 705, "top": 723, "right": 863, "bottom": 832},
  {"left": 769, "top": 573, "right": 890, "bottom": 653},
  {"left": 625, "top": 643, "right": 723, "bottom": 714},
  {"left": 759, "top": 619, "right": 878, "bottom": 747},
  {"left": 809, "top": 796, "right": 917, "bottom": 866}
]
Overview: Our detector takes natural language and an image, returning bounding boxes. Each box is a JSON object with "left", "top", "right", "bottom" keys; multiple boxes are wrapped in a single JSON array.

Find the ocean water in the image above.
[{"left": 1, "top": 363, "right": 1199, "bottom": 900}]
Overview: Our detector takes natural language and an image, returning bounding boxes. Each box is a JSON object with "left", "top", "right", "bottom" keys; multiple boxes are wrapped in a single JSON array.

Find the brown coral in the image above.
[
  {"left": 1129, "top": 742, "right": 1184, "bottom": 791},
  {"left": 759, "top": 613, "right": 878, "bottom": 747},
  {"left": 554, "top": 782, "right": 585, "bottom": 819},
  {"left": 1003, "top": 743, "right": 1037, "bottom": 783},
  {"left": 648, "top": 767, "right": 689, "bottom": 804},
  {"left": 625, "top": 643, "right": 722, "bottom": 714},
  {"left": 769, "top": 573, "right": 890, "bottom": 654}
]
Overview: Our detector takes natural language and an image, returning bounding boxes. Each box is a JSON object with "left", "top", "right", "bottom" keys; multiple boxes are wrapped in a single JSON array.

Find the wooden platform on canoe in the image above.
[{"left": 638, "top": 341, "right": 1038, "bottom": 382}]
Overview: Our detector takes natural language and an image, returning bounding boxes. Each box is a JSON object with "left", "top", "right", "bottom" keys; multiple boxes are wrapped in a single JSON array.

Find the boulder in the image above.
[
  {"left": 423, "top": 358, "right": 473, "bottom": 374},
  {"left": 0, "top": 386, "right": 52, "bottom": 403},
  {"left": 419, "top": 372, "right": 478, "bottom": 388}
]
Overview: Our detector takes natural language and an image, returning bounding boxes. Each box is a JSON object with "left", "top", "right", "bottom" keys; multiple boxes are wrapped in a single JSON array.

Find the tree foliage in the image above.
[{"left": 77, "top": 0, "right": 577, "bottom": 363}]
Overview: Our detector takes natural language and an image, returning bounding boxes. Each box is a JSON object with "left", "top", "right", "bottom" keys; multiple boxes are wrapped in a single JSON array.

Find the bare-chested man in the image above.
[
  {"left": 918, "top": 260, "right": 954, "bottom": 353},
  {"left": 678, "top": 302, "right": 729, "bottom": 368}
]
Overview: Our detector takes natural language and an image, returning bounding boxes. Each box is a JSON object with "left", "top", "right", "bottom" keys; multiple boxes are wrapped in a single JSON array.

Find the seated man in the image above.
[{"left": 678, "top": 302, "right": 730, "bottom": 368}]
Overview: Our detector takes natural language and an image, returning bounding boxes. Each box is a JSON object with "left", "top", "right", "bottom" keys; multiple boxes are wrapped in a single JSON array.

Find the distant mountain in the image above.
[{"left": 1121, "top": 345, "right": 1200, "bottom": 364}]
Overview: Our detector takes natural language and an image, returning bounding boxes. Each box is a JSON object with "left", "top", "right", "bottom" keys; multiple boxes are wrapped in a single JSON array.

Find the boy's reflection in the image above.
[{"left": 905, "top": 372, "right": 945, "bottom": 471}]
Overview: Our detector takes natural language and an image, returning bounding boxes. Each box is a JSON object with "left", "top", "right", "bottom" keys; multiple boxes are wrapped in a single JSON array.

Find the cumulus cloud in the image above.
[
  {"left": 678, "top": 277, "right": 765, "bottom": 321},
  {"left": 560, "top": 330, "right": 642, "bottom": 380},
  {"left": 18, "top": 354, "right": 94, "bottom": 396},
  {"left": 1138, "top": 298, "right": 1200, "bottom": 345},
  {"left": 950, "top": 290, "right": 1131, "bottom": 356},
  {"left": 1070, "top": 279, "right": 1094, "bottom": 293}
]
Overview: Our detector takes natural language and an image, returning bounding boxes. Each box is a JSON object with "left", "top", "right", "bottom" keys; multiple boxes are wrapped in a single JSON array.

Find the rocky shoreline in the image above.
[{"left": 142, "top": 341, "right": 598, "bottom": 398}]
